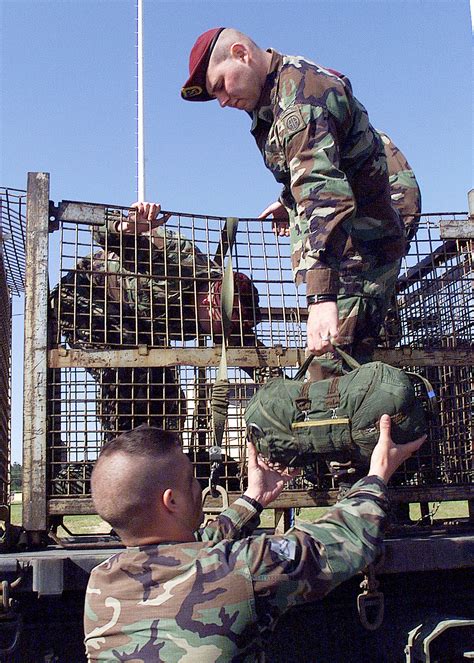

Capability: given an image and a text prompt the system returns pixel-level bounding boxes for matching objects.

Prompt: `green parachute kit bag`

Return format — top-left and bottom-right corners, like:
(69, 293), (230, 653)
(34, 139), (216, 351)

(244, 348), (436, 470)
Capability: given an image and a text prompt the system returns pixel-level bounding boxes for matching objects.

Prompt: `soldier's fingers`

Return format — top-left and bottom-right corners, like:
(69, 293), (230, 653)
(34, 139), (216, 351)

(151, 212), (171, 228)
(247, 440), (258, 467)
(400, 434), (427, 457)
(258, 201), (279, 219)
(378, 414), (392, 443)
(134, 202), (146, 216)
(146, 204), (155, 221)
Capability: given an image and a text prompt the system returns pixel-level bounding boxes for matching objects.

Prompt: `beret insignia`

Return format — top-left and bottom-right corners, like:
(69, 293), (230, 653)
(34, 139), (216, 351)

(182, 85), (203, 98)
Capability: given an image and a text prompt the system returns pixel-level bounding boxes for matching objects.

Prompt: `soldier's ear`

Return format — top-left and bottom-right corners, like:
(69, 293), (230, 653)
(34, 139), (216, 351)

(162, 488), (177, 513)
(230, 42), (249, 63)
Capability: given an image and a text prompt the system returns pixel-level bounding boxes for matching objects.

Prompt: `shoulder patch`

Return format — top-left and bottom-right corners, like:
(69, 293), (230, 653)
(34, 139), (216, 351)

(270, 537), (297, 561)
(279, 106), (307, 138)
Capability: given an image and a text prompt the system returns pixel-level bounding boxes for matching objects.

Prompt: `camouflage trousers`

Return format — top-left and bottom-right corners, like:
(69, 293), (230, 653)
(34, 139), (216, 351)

(308, 259), (401, 380)
(90, 365), (187, 441)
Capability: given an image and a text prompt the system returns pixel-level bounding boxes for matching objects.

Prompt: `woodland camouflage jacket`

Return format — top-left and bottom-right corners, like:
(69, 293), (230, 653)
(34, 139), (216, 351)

(250, 50), (407, 297)
(84, 476), (389, 662)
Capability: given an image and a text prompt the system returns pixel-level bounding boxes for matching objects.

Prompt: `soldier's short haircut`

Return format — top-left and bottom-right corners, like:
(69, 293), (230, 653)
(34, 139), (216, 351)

(99, 424), (180, 459)
(92, 425), (184, 537)
(212, 28), (259, 65)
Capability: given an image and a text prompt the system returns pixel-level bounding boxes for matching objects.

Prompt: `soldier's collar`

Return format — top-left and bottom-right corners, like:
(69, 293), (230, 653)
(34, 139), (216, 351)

(251, 49), (283, 129)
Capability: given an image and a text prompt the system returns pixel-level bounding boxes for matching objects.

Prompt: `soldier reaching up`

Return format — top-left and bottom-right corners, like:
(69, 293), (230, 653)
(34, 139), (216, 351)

(84, 416), (425, 661)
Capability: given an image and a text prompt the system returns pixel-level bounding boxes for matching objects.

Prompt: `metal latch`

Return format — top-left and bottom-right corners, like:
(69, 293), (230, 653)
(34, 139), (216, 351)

(201, 484), (229, 527)
(329, 460), (356, 481)
(357, 564), (384, 631)
(208, 445), (223, 497)
(0, 570), (25, 656)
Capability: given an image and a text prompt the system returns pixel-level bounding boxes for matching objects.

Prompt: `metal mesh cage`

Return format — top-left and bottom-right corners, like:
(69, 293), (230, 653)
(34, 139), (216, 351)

(15, 175), (474, 529)
(45, 204), (473, 502)
(0, 188), (26, 296)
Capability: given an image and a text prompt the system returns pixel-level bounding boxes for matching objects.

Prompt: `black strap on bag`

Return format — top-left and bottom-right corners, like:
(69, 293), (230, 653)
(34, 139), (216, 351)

(294, 346), (438, 423)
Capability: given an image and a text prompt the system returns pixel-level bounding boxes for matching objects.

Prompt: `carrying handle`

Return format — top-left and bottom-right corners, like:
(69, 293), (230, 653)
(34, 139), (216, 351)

(294, 345), (361, 381)
(406, 371), (439, 417)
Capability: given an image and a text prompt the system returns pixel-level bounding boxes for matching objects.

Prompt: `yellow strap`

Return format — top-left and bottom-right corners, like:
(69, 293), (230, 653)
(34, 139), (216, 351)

(292, 418), (350, 429)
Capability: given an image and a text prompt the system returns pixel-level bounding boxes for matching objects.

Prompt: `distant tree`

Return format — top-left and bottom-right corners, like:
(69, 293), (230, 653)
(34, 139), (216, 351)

(10, 463), (22, 491)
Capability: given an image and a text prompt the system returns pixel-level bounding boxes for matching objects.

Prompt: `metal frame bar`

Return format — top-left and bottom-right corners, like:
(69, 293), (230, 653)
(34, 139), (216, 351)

(49, 346), (473, 369)
(46, 485), (474, 516)
(22, 172), (50, 533)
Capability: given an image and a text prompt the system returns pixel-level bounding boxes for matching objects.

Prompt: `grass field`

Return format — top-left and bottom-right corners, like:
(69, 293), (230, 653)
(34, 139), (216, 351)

(10, 499), (470, 533)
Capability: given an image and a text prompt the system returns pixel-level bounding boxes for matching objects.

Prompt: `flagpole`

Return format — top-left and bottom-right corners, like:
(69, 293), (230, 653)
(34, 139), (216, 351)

(136, 0), (146, 200)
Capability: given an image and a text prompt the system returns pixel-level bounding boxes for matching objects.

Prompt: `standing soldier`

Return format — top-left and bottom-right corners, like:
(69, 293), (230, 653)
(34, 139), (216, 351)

(181, 28), (420, 377)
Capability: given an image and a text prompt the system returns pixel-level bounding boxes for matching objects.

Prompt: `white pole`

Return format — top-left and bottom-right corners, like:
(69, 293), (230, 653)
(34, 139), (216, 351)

(136, 0), (146, 200)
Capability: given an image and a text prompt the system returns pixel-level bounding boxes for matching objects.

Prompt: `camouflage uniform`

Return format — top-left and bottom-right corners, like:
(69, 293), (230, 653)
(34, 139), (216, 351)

(251, 51), (420, 374)
(52, 216), (222, 438)
(379, 130), (422, 348)
(380, 130), (421, 250)
(84, 475), (389, 661)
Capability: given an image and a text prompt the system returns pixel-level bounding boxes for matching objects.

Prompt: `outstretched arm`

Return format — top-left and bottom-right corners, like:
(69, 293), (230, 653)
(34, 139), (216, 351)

(199, 441), (298, 543)
(247, 416), (426, 618)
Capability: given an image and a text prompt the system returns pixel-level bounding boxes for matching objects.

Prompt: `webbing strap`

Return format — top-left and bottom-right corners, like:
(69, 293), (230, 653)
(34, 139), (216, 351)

(294, 354), (317, 381)
(293, 346), (360, 382)
(406, 371), (439, 417)
(211, 217), (238, 451)
(333, 345), (361, 370)
(325, 376), (340, 409)
(292, 418), (350, 429)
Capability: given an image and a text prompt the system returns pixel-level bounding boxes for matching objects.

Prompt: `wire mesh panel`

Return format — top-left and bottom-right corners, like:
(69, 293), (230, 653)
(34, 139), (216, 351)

(47, 204), (300, 500)
(0, 187), (25, 509)
(0, 252), (10, 506)
(43, 200), (473, 511)
(0, 187), (27, 296)
(394, 228), (473, 489)
(0, 173), (463, 529)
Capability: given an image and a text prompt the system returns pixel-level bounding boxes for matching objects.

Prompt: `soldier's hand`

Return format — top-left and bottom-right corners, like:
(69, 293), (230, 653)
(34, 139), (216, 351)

(119, 202), (171, 234)
(369, 415), (426, 484)
(306, 301), (339, 355)
(258, 201), (290, 237)
(244, 441), (299, 508)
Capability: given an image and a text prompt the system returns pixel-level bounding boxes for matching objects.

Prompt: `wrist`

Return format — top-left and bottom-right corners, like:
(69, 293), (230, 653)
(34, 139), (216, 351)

(307, 293), (337, 307)
(241, 493), (264, 513)
(367, 468), (389, 485)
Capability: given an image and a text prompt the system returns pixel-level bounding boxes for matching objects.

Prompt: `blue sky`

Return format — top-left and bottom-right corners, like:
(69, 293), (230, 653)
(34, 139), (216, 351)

(1, 0), (472, 461)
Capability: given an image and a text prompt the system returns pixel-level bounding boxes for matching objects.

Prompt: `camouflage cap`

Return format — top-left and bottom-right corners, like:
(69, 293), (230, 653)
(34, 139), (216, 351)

(181, 27), (225, 101)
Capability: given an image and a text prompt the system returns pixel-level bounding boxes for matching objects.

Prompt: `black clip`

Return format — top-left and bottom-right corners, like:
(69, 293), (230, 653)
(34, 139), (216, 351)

(209, 445), (223, 498)
(357, 566), (384, 631)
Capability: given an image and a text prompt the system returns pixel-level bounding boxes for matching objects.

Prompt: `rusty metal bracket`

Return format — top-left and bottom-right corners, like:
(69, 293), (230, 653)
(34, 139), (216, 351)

(0, 566), (27, 656)
(201, 484), (229, 526)
(357, 564), (384, 631)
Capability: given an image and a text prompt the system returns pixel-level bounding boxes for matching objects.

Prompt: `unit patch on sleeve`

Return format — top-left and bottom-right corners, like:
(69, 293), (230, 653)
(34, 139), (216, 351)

(279, 106), (306, 138)
(270, 537), (297, 561)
